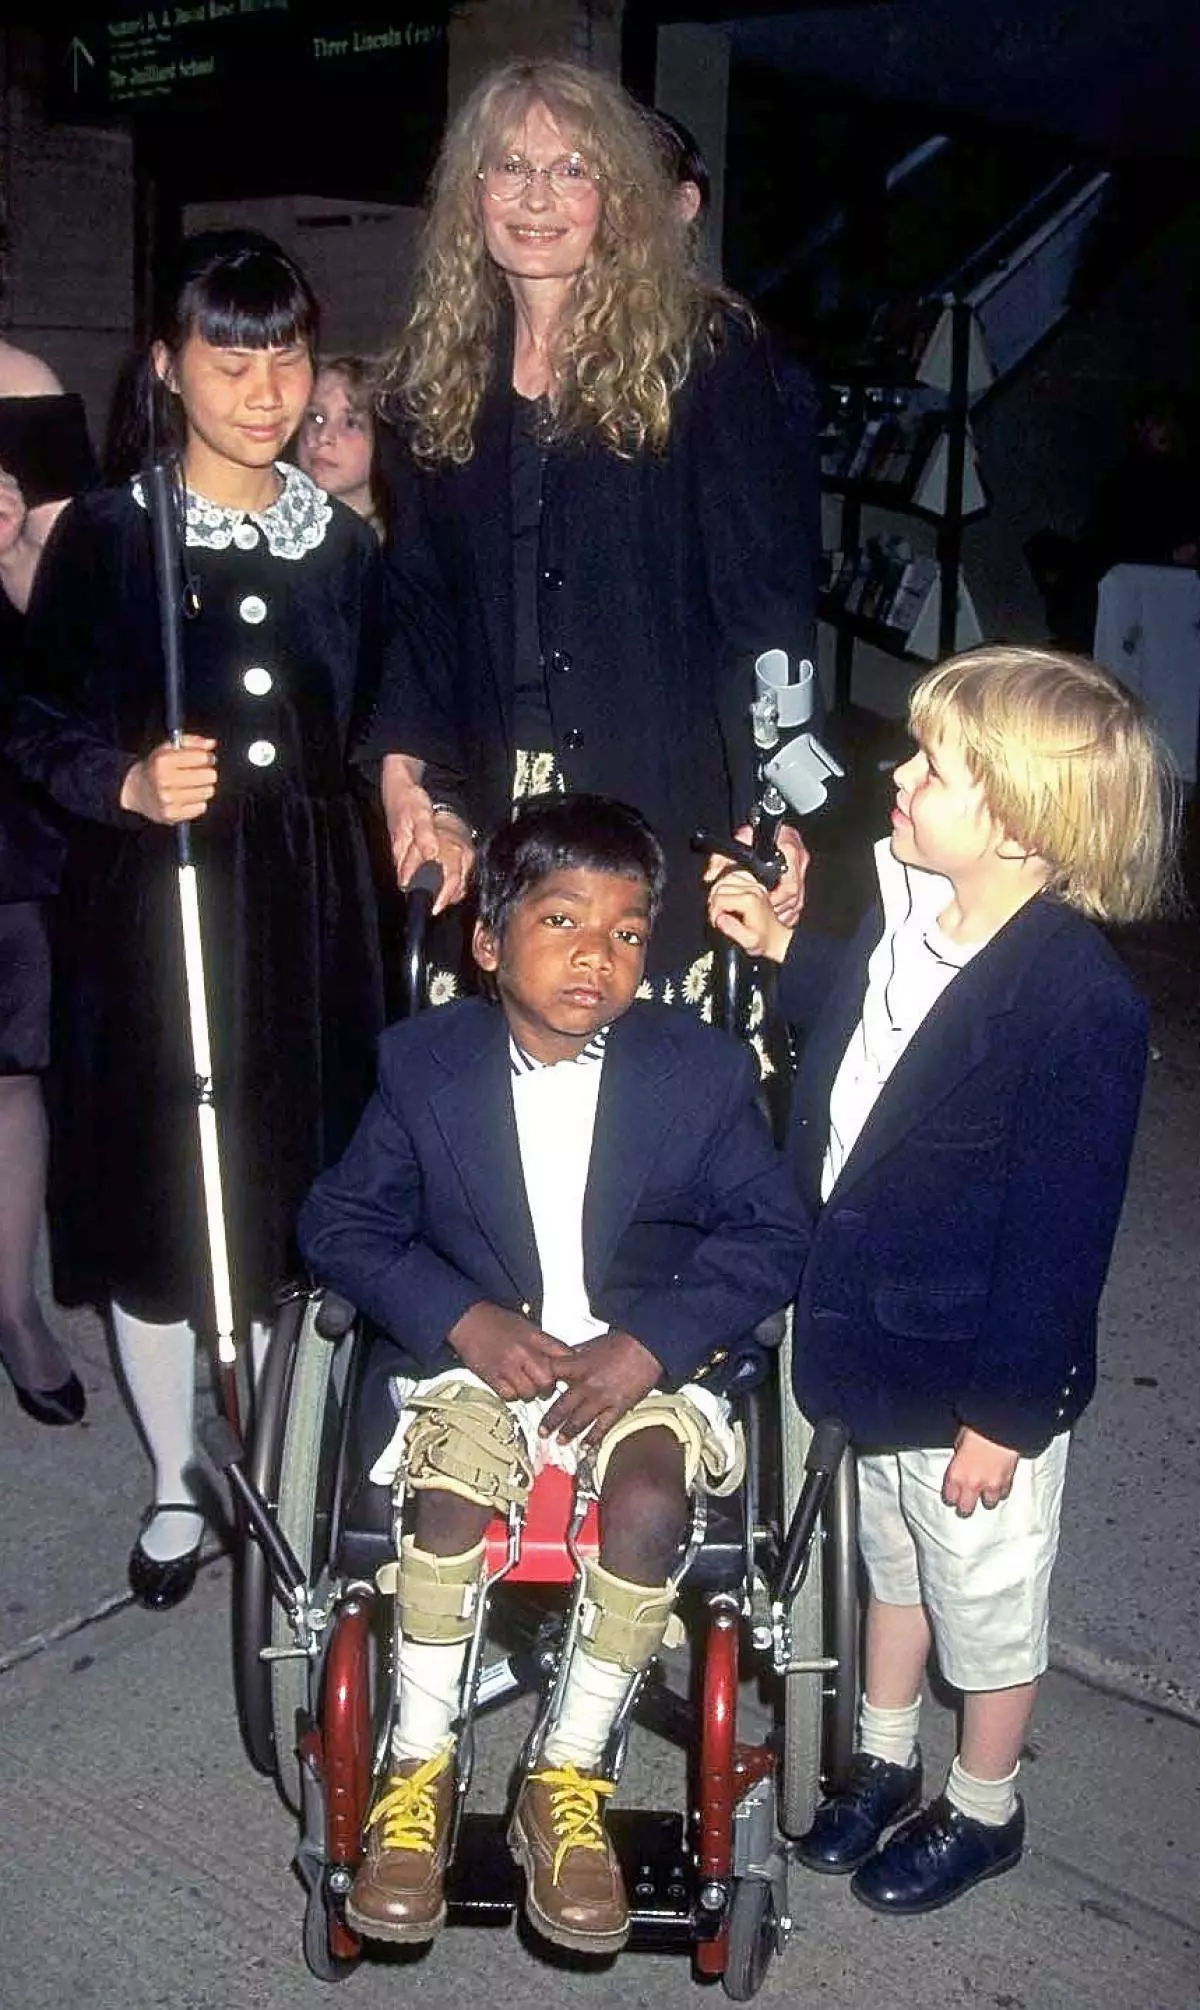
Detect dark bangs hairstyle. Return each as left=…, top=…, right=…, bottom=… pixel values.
left=106, top=228, right=320, bottom=478
left=475, top=794, right=667, bottom=942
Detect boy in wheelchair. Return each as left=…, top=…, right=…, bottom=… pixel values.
left=299, top=793, right=809, bottom=1956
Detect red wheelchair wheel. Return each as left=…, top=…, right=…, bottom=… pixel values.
left=694, top=1603, right=739, bottom=1977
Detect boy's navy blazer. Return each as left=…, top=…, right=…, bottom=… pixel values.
left=299, top=998, right=809, bottom=1390
left=779, top=892, right=1149, bottom=1457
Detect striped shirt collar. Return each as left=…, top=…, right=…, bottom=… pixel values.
left=509, top=1026, right=610, bottom=1076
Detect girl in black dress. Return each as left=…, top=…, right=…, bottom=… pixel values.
left=11, top=232, right=386, bottom=1606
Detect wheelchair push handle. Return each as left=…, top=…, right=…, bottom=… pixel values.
left=691, top=825, right=785, bottom=892
left=202, top=1414, right=308, bottom=1603
left=806, top=1415, right=851, bottom=1478
left=402, top=859, right=445, bottom=1019
left=774, top=1416, right=850, bottom=1611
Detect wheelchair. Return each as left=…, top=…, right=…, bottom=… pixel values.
left=223, top=875, right=860, bottom=1996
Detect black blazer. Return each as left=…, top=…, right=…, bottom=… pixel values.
left=370, top=314, right=819, bottom=971
left=779, top=893, right=1149, bottom=1456
left=299, top=996, right=810, bottom=1390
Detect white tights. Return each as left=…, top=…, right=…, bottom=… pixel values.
left=111, top=1303, right=272, bottom=1562
left=111, top=1302, right=205, bottom=1563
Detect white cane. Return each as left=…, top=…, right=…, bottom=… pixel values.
left=144, top=460, right=240, bottom=1422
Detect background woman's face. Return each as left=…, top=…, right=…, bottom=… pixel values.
left=478, top=99, right=602, bottom=289
left=296, top=368, right=374, bottom=510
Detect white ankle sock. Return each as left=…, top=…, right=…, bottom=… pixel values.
left=945, top=1755, right=1019, bottom=1827
left=392, top=1638, right=468, bottom=1763
left=858, top=1697, right=921, bottom=1769
left=111, top=1302, right=204, bottom=1563
left=542, top=1644, right=632, bottom=1772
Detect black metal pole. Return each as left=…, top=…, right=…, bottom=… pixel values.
left=938, top=297, right=971, bottom=661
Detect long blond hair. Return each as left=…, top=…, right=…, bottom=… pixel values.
left=378, top=59, right=741, bottom=465
left=909, top=646, right=1181, bottom=924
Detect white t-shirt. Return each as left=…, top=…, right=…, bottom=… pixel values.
left=821, top=840, right=980, bottom=1201
left=509, top=1029, right=610, bottom=1347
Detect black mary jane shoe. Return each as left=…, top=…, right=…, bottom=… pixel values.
left=13, top=1371, right=87, bottom=1427
left=128, top=1504, right=205, bottom=1612
left=850, top=1793, right=1025, bottom=1915
left=795, top=1750, right=924, bottom=1874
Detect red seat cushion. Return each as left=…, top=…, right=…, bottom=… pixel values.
left=486, top=1463, right=599, bottom=1583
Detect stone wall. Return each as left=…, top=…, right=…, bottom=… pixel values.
left=1, top=27, right=134, bottom=447
left=448, top=0, right=622, bottom=108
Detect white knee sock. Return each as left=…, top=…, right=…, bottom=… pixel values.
left=541, top=1644, right=632, bottom=1773
left=858, top=1696, right=922, bottom=1769
left=945, top=1754, right=1019, bottom=1826
left=111, top=1301, right=204, bottom=1562
left=392, top=1638, right=469, bottom=1764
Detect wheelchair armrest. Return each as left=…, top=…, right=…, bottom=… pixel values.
left=314, top=1289, right=357, bottom=1341
left=752, top=1308, right=787, bottom=1351
left=712, top=1342, right=772, bottom=1400
left=703, top=1309, right=788, bottom=1400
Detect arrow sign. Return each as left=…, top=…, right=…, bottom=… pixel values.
left=66, top=36, right=95, bottom=95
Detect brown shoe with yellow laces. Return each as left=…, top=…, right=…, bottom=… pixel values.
left=346, top=1747, right=456, bottom=1943
left=509, top=1764, right=629, bottom=1954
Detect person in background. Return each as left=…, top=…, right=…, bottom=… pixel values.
left=644, top=106, right=709, bottom=228
left=1026, top=390, right=1200, bottom=651
left=295, top=355, right=391, bottom=543
left=647, top=101, right=824, bottom=628
left=369, top=57, right=818, bottom=1010
left=0, top=333, right=96, bottom=1425
left=9, top=231, right=386, bottom=1602
left=1085, top=388, right=1199, bottom=578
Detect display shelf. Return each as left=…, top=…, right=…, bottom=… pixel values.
left=820, top=296, right=989, bottom=706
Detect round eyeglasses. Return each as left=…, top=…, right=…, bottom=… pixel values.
left=477, top=153, right=604, bottom=204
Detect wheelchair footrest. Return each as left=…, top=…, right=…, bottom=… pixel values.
left=446, top=1810, right=699, bottom=1946
left=445, top=1813, right=521, bottom=1924
left=614, top=1810, right=699, bottom=1949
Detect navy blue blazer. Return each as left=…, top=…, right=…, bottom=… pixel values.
left=779, top=892, right=1149, bottom=1456
left=298, top=997, right=810, bottom=1390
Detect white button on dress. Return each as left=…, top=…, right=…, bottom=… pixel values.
left=247, top=739, right=277, bottom=768
left=242, top=666, right=274, bottom=696
left=233, top=520, right=260, bottom=551
left=239, top=594, right=268, bottom=625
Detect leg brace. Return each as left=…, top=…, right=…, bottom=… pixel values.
left=400, top=1378, right=534, bottom=1514
left=377, top=1536, right=488, bottom=1645
left=592, top=1387, right=745, bottom=1498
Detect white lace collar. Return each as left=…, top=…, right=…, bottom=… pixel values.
left=132, top=461, right=332, bottom=561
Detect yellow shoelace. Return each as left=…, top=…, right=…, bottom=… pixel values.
left=364, top=1749, right=451, bottom=1855
left=530, top=1764, right=617, bottom=1885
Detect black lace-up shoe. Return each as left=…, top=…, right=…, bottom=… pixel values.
left=850, top=1793, right=1025, bottom=1914
left=795, top=1750, right=923, bottom=1874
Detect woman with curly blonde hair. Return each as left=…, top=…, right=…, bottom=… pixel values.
left=370, top=56, right=818, bottom=999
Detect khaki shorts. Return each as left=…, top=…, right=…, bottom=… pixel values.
left=856, top=1434, right=1071, bottom=1691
